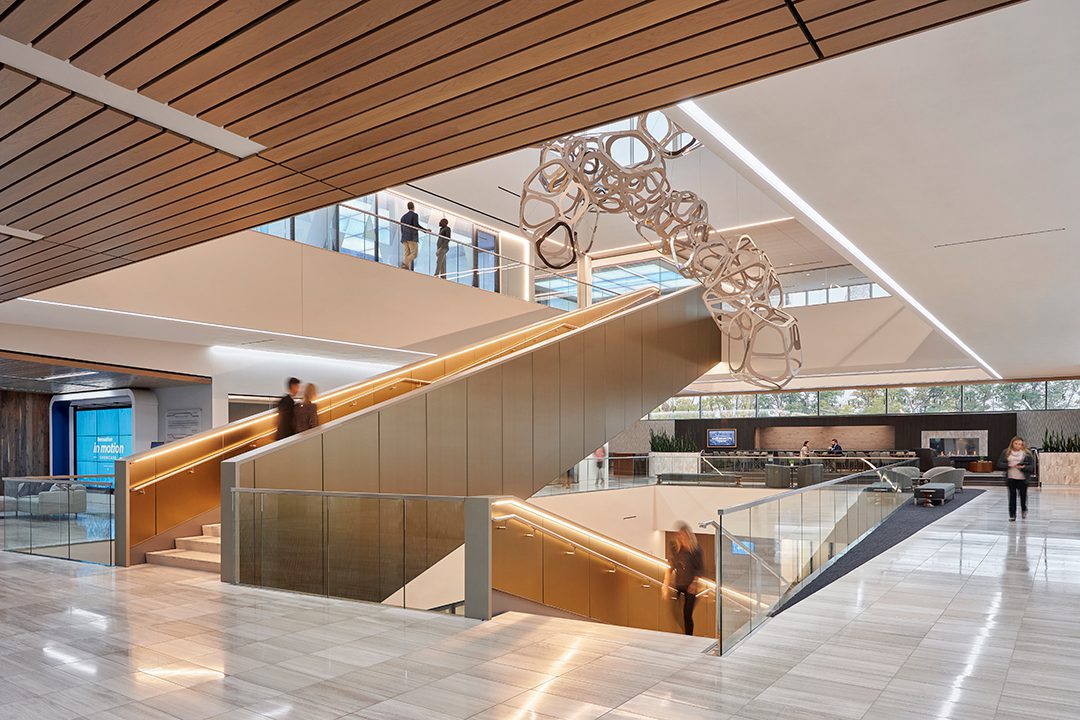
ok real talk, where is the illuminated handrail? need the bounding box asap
[126,290,656,492]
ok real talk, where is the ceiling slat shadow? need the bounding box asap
[0,0,1020,302]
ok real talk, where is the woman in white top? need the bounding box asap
[996,436,1033,521]
[799,441,811,464]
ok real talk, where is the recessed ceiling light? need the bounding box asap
[677,99,1002,380]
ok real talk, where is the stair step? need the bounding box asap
[175,535,221,553]
[202,523,221,537]
[146,549,220,573]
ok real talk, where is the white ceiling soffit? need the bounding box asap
[0,36,263,157]
[669,0,1077,380]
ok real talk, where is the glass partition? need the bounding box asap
[234,488,464,611]
[711,460,916,652]
[2,476,115,565]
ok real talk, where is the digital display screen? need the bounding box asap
[731,539,755,556]
[707,429,737,448]
[75,406,132,478]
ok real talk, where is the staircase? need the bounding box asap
[146,523,221,573]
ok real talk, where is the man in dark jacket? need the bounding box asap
[399,202,429,271]
[276,377,301,441]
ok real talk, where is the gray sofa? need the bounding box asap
[882,466,921,491]
[923,466,964,492]
[13,486,88,516]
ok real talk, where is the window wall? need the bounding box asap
[648,380,1080,419]
[252,190,501,293]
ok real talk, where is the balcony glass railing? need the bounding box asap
[704,459,916,652]
[1,475,115,565]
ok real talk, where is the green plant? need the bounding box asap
[1042,430,1080,453]
[649,429,697,453]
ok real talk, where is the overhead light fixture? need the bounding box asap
[0,223,44,241]
[0,36,263,158]
[18,298,434,358]
[677,100,1002,380]
[39,370,98,381]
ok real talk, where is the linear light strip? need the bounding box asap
[677,100,1002,380]
[18,298,434,358]
[0,223,45,241]
[0,36,264,158]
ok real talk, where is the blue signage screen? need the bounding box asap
[75,407,132,478]
[707,428,737,448]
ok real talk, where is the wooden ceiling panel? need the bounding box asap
[201,0,505,129]
[321,27,809,187]
[0,0,1021,301]
[219,0,576,136]
[69,0,219,77]
[2,138,201,228]
[281,4,795,173]
[139,0,358,105]
[0,0,80,43]
[167,0,427,115]
[339,44,820,197]
[260,0,757,162]
[32,0,150,60]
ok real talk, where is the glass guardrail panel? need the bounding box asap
[256,493,327,595]
[403,499,464,612]
[718,507,754,649]
[1,478,115,565]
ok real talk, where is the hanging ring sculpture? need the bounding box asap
[519,112,802,389]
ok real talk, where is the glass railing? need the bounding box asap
[232,488,470,611]
[534,453,917,496]
[704,459,917,652]
[1,475,115,565]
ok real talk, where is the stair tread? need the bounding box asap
[147,549,220,560]
[177,535,221,543]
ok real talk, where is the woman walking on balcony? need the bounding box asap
[998,436,1033,522]
[293,383,320,433]
[664,523,704,636]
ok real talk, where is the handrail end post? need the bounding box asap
[114,460,130,567]
[464,497,493,621]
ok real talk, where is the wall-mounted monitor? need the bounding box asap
[75,406,132,476]
[707,428,737,448]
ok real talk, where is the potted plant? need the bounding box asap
[648,430,700,478]
[1037,430,1080,486]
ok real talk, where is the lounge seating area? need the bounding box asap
[0,484,88,517]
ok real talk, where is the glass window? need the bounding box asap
[887,385,961,414]
[755,392,818,417]
[294,206,337,251]
[848,283,871,301]
[377,193,408,269]
[1047,380,1080,409]
[871,283,890,298]
[700,394,756,418]
[962,382,1045,411]
[827,285,848,303]
[339,198,377,260]
[819,388,886,415]
[253,218,291,240]
[806,288,827,305]
[475,229,499,292]
[650,396,700,419]
[785,291,806,307]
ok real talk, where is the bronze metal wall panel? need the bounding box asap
[326,495,383,602]
[322,413,379,492]
[256,493,325,594]
[467,367,503,495]
[531,344,561,489]
[425,383,468,496]
[378,497,405,601]
[558,334,585,473]
[253,435,322,490]
[492,516,543,602]
[622,308,645,425]
[541,524,591,617]
[639,302,662,415]
[582,325,607,457]
[378,397,427,495]
[501,355,534,500]
[588,553,630,626]
[604,317,627,441]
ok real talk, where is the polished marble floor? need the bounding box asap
[0,487,1077,719]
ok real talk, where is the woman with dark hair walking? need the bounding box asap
[997,436,1033,522]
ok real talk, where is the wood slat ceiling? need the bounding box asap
[0,0,1020,302]
[0,349,209,394]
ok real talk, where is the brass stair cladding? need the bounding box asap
[225,284,718,501]
[119,287,671,565]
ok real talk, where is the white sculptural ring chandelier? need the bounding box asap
[519,112,802,389]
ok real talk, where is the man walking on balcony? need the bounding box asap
[399,202,428,271]
[276,377,301,441]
